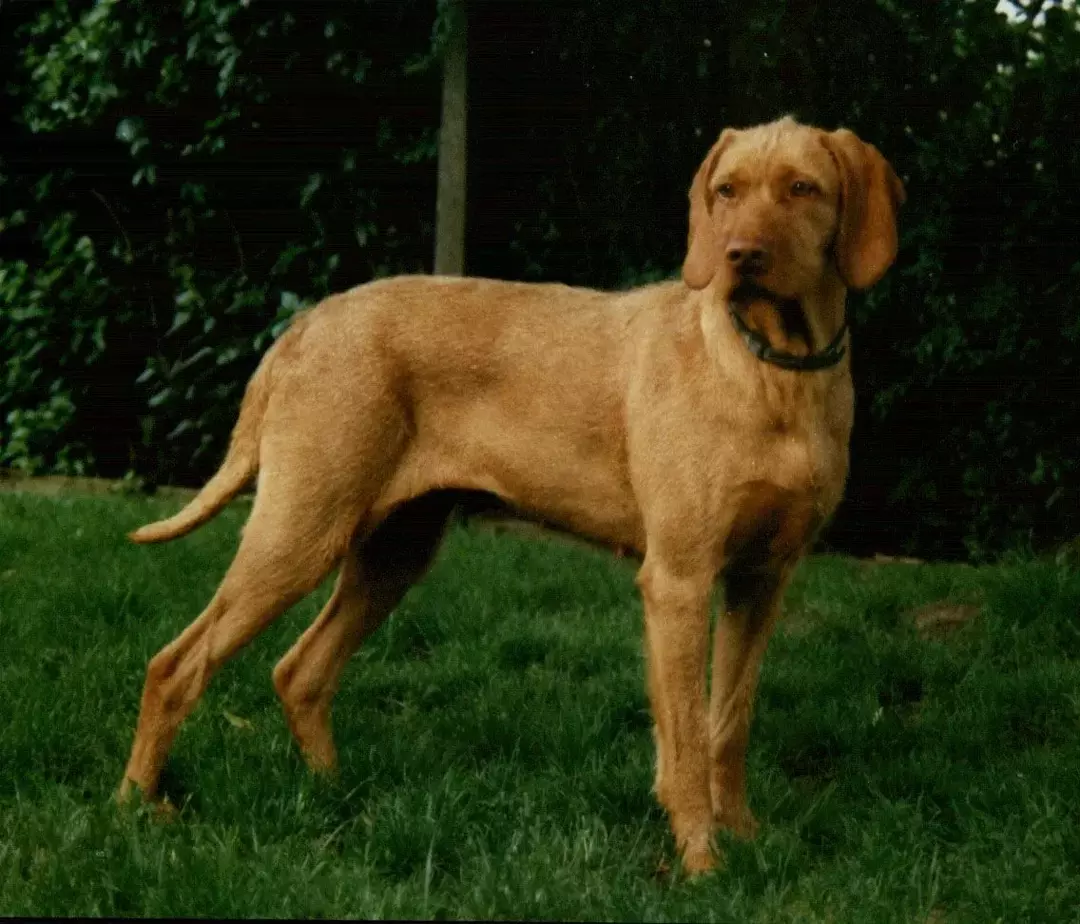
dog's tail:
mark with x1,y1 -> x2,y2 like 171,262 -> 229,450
129,320 -> 303,545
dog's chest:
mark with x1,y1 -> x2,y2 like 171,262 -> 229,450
724,478 -> 823,569
722,422 -> 847,569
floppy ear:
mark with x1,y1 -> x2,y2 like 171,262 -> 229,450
820,129 -> 906,291
682,129 -> 737,290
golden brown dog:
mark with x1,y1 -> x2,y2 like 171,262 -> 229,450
118,117 -> 904,874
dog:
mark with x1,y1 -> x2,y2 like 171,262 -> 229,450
117,117 -> 904,874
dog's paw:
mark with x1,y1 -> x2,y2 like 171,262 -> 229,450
115,777 -> 139,807
679,836 -> 719,877
115,778 -> 179,822
673,820 -> 720,877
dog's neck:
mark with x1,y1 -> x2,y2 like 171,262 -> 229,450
722,277 -> 848,367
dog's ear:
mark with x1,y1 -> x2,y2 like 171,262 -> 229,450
682,129 -> 737,290
820,129 -> 906,291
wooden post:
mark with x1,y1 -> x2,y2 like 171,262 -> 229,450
434,0 -> 467,276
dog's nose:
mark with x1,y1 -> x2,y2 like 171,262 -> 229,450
726,242 -> 770,276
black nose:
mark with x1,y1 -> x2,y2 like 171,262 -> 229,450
726,243 -> 770,276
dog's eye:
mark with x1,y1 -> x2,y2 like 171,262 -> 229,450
791,180 -> 818,197
715,182 -> 736,199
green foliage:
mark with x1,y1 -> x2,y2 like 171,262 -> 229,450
18,0 -> 125,132
844,0 -> 1080,558
2,0 -> 437,482
0,204 -> 109,474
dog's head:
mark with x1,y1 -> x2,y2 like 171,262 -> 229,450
682,118 -> 905,302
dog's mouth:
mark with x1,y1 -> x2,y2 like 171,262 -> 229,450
728,279 -> 795,310
728,280 -> 814,354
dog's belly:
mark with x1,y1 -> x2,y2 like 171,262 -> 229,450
449,441 -> 646,553
377,410 -> 646,554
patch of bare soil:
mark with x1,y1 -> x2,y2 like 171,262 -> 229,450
907,601 -> 981,640
867,552 -> 926,566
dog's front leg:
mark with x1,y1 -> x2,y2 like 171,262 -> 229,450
708,567 -> 791,839
637,557 -> 716,874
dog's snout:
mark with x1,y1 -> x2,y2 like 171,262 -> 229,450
726,242 -> 771,276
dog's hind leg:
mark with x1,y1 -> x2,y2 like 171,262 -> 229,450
272,492 -> 455,772
117,337 -> 416,805
117,481 -> 364,804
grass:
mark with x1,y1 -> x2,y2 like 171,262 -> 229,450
1,489 -> 1079,921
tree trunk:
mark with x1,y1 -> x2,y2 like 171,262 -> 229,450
434,0 -> 467,276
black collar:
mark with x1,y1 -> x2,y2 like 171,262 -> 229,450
728,305 -> 848,372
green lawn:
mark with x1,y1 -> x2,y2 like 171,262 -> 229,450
1,490 -> 1078,921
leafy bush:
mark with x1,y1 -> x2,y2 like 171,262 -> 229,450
2,0 -> 440,482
